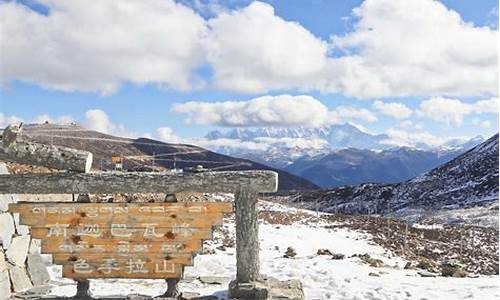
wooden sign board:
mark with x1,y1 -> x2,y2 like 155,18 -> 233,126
9,202 -> 233,279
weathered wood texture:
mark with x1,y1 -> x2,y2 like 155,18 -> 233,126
235,188 -> 260,283
9,202 -> 234,280
0,170 -> 278,194
41,239 -> 203,254
0,124 -> 93,173
53,253 -> 193,265
31,228 -> 213,243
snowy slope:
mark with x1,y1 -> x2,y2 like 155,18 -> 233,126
294,134 -> 499,225
44,200 -> 498,300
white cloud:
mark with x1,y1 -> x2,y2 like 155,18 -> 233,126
156,127 -> 181,143
372,100 -> 412,119
173,95 -> 377,127
382,128 -> 445,148
417,97 -> 499,126
83,109 -> 135,137
0,0 -> 207,94
172,95 -> 330,127
324,0 -> 498,98
399,120 -> 413,128
205,1 -> 328,93
329,106 -> 378,123
0,113 -> 23,128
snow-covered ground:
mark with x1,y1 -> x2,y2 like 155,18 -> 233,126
45,200 -> 499,300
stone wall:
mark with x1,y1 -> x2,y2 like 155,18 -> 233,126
0,162 -> 51,300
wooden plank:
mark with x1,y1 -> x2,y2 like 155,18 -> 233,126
41,239 -> 203,254
18,212 -> 224,227
9,202 -> 233,218
31,227 -> 213,243
53,253 -> 193,266
0,124 -> 93,173
62,260 -> 183,279
0,170 -> 279,194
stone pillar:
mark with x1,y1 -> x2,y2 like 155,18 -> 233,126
234,187 -> 260,283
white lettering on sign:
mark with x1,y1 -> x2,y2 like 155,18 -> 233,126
111,224 -> 132,238
47,223 -> 69,237
97,259 -> 120,274
155,260 -> 176,273
143,224 -> 163,238
74,259 -> 93,274
127,259 -> 148,274
76,224 -> 101,237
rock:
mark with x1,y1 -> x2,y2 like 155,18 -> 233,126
198,276 -> 227,285
368,272 -> 380,277
28,239 -> 41,255
418,271 -> 438,277
8,266 -> 33,292
284,247 -> 297,258
274,246 -> 280,251
268,278 -> 305,300
441,260 -> 465,277
0,250 -> 10,300
0,162 -> 17,212
317,249 -> 332,255
179,291 -> 201,299
215,245 -> 226,251
6,235 -> 30,266
13,213 -> 29,236
404,262 -> 413,269
0,269 -> 10,300
452,270 -> 469,278
229,280 -> 269,299
229,277 -> 305,300
14,286 -> 52,299
201,248 -> 216,255
359,254 -> 385,267
27,253 -> 50,286
331,253 -> 345,260
0,213 -> 15,248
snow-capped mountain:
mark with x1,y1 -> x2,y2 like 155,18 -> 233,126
203,124 -> 484,177
205,123 -> 390,150
293,134 -> 499,225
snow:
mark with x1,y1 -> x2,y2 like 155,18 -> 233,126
44,200 -> 499,300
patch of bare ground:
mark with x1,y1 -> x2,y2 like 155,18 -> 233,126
322,213 -> 499,275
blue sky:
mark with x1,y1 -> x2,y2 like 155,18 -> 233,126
0,0 -> 498,147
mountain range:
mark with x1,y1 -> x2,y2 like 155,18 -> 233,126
292,134 -> 499,225
204,123 -> 484,187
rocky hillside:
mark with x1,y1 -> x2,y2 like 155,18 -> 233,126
12,123 -> 318,191
291,134 -> 499,225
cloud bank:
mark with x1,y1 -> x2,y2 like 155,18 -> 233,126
1,0 -> 497,98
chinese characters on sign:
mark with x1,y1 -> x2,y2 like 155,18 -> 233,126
10,202 -> 233,279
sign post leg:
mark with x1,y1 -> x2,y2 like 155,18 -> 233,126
163,278 -> 180,298
235,187 -> 260,283
75,279 -> 91,298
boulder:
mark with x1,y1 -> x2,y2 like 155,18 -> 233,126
27,253 -> 50,286
331,253 -> 345,260
0,213 -> 15,249
8,266 -> 33,293
229,277 -> 305,300
6,235 -> 30,266
0,250 -> 10,300
13,213 -> 29,236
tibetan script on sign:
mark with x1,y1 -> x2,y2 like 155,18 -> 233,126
9,202 -> 233,279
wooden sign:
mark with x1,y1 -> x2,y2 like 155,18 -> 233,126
10,202 -> 233,279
